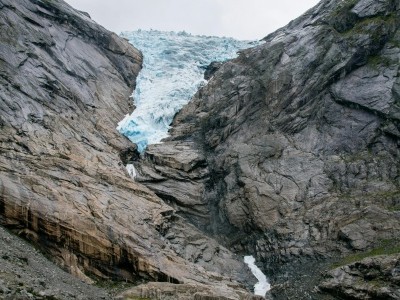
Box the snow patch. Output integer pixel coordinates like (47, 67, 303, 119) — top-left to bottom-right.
(117, 30, 260, 153)
(244, 255, 271, 296)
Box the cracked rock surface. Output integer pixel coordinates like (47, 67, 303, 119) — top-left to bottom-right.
(319, 254, 400, 299)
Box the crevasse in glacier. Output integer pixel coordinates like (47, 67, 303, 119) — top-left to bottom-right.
(117, 30, 259, 153)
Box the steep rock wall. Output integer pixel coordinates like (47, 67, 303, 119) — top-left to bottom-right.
(0, 1, 254, 298)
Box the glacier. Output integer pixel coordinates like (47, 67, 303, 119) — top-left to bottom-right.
(244, 255, 271, 296)
(117, 30, 259, 153)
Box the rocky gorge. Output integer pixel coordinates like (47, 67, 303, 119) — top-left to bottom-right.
(0, 0, 399, 299)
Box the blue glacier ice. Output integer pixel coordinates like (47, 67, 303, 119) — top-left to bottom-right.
(117, 30, 259, 153)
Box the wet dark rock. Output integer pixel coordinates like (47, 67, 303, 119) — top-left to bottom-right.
(204, 61, 224, 80)
(0, 225, 110, 299)
(119, 145, 140, 164)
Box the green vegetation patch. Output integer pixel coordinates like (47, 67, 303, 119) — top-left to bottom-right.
(388, 36, 400, 48)
(342, 14, 396, 38)
(332, 0, 359, 16)
(388, 205, 400, 212)
(367, 54, 395, 69)
(95, 279, 135, 295)
(332, 239, 400, 268)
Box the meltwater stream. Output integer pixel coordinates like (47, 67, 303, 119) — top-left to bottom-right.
(244, 255, 271, 296)
(117, 30, 258, 153)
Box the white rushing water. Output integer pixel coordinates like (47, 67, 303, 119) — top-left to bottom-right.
(244, 255, 271, 296)
(117, 30, 259, 153)
(125, 164, 136, 179)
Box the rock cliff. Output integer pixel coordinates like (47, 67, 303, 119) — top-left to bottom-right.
(0, 225, 111, 299)
(134, 0, 400, 297)
(0, 0, 257, 299)
(320, 253, 400, 299)
(2, 0, 400, 298)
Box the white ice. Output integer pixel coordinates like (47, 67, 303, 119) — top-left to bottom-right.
(117, 30, 260, 153)
(244, 255, 271, 297)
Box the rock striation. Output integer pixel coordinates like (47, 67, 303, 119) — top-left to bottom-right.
(134, 0, 400, 297)
(0, 0, 256, 298)
(0, 225, 111, 299)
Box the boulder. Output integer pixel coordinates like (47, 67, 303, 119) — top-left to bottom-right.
(319, 254, 400, 299)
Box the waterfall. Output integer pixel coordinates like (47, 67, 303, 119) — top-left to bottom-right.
(244, 255, 271, 296)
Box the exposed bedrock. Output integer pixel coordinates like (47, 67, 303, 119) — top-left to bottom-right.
(2, 0, 400, 298)
(135, 0, 400, 297)
(0, 0, 256, 298)
(319, 254, 400, 299)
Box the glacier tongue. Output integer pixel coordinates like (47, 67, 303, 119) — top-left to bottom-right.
(117, 30, 258, 153)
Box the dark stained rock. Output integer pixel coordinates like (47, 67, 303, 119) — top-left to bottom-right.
(119, 145, 141, 164)
(204, 61, 224, 80)
(0, 225, 111, 299)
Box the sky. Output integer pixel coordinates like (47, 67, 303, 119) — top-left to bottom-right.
(64, 0, 320, 40)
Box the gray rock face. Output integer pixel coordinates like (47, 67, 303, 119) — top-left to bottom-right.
(135, 0, 400, 296)
(2, 0, 400, 298)
(319, 254, 400, 299)
(0, 0, 255, 297)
